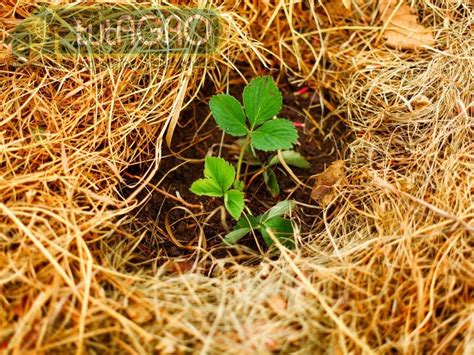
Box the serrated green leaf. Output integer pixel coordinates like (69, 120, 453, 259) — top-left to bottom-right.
(263, 169, 280, 197)
(190, 178, 223, 197)
(224, 189, 244, 220)
(262, 200, 296, 221)
(251, 119, 298, 152)
(243, 76, 283, 127)
(260, 217, 295, 248)
(204, 157, 235, 192)
(268, 150, 311, 169)
(209, 94, 248, 136)
(222, 228, 251, 245)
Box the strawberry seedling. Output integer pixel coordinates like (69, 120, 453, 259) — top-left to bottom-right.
(223, 200, 296, 249)
(190, 76, 309, 249)
(190, 156, 244, 220)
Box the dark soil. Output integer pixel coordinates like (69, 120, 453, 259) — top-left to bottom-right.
(120, 79, 348, 266)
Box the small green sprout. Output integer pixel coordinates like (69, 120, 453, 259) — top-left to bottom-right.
(190, 156, 244, 220)
(223, 200, 296, 248)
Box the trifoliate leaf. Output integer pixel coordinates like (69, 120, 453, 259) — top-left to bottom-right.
(243, 76, 283, 128)
(251, 119, 298, 152)
(224, 189, 245, 220)
(190, 178, 223, 197)
(204, 156, 235, 193)
(260, 217, 295, 248)
(209, 94, 248, 136)
(268, 150, 311, 169)
(263, 169, 280, 197)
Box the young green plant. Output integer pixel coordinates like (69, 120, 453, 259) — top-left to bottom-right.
(190, 156, 244, 220)
(209, 76, 298, 180)
(223, 200, 296, 249)
(190, 76, 303, 248)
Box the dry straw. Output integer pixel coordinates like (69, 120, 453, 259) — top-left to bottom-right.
(1, 0, 473, 353)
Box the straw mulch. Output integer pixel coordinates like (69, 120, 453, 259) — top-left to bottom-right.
(1, 0, 473, 353)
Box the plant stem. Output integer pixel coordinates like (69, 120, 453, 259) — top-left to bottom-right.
(236, 136, 250, 181)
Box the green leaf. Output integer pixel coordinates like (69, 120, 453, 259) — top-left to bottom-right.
(222, 228, 251, 245)
(243, 76, 283, 127)
(204, 157, 235, 193)
(233, 179, 245, 191)
(268, 151, 311, 169)
(209, 94, 248, 136)
(251, 119, 298, 152)
(223, 203, 297, 248)
(223, 214, 262, 245)
(190, 178, 223, 197)
(222, 214, 260, 245)
(262, 200, 296, 221)
(260, 217, 295, 248)
(236, 214, 260, 229)
(263, 169, 280, 197)
(224, 189, 245, 220)
(191, 157, 248, 222)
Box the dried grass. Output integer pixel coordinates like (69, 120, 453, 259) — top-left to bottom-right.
(1, 0, 473, 353)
